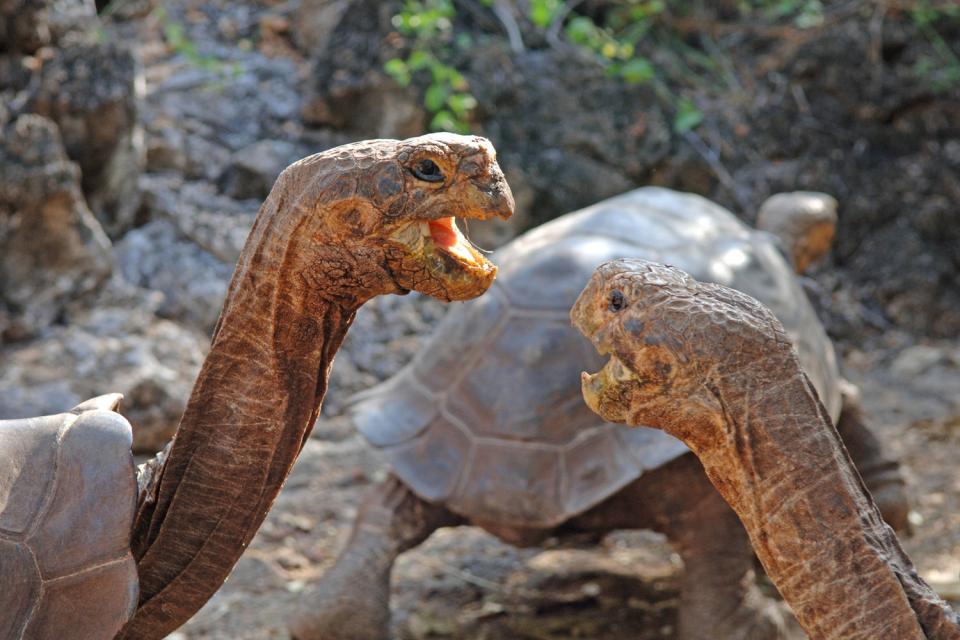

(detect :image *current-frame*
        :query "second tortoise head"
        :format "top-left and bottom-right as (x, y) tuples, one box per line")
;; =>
(571, 258), (794, 427)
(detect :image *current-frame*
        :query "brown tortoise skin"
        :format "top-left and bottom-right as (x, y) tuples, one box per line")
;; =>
(574, 259), (960, 640)
(0, 133), (511, 640)
(118, 133), (512, 638)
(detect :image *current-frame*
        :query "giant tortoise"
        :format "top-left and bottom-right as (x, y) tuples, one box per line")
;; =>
(0, 133), (514, 639)
(291, 187), (908, 640)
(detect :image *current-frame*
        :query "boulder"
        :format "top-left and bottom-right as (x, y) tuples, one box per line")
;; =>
(292, 0), (355, 53)
(467, 45), (670, 226)
(0, 298), (206, 453)
(218, 139), (307, 201)
(29, 39), (143, 235)
(299, 3), (670, 229)
(138, 174), (257, 263)
(114, 220), (234, 334)
(0, 0), (63, 53)
(0, 114), (112, 342)
(115, 175), (258, 333)
(389, 530), (681, 640)
(299, 0), (425, 138)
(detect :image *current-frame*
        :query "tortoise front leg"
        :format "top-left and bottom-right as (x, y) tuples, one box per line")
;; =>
(658, 462), (797, 640)
(291, 474), (462, 640)
(835, 380), (911, 533)
(569, 454), (798, 640)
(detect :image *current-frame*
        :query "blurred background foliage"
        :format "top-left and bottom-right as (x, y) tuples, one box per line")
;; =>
(378, 0), (960, 134)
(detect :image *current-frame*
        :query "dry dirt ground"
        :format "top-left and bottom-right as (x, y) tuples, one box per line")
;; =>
(172, 298), (960, 639)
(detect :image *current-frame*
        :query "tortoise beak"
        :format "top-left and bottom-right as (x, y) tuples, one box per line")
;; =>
(581, 370), (603, 415)
(470, 168), (514, 221)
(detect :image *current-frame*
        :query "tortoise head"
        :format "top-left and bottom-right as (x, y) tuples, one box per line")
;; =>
(380, 132), (514, 301)
(270, 132), (514, 303)
(756, 191), (838, 274)
(570, 258), (790, 431)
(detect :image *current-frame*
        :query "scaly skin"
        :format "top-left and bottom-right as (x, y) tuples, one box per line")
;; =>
(117, 133), (513, 639)
(572, 259), (960, 640)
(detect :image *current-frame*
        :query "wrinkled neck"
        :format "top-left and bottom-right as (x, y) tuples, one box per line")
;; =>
(119, 202), (376, 638)
(683, 359), (959, 640)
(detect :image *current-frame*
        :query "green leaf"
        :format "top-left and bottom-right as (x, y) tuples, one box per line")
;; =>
(430, 110), (466, 133)
(424, 83), (450, 112)
(407, 50), (431, 71)
(164, 21), (185, 47)
(384, 58), (411, 86)
(447, 93), (477, 118)
(673, 98), (703, 133)
(530, 0), (561, 29)
(448, 69), (468, 91)
(620, 57), (654, 84)
(565, 16), (597, 46)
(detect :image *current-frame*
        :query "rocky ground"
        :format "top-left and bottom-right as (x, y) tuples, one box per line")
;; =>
(1, 0), (959, 638)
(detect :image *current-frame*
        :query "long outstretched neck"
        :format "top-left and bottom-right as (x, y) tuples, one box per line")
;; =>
(686, 358), (960, 640)
(117, 201), (370, 638)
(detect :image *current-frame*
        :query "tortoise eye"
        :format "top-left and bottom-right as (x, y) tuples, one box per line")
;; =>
(411, 159), (444, 183)
(608, 290), (627, 312)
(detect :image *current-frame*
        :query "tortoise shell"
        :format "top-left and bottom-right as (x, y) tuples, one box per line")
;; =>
(352, 187), (840, 529)
(1, 395), (138, 639)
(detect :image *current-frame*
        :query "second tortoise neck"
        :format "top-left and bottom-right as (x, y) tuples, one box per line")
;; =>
(683, 357), (959, 639)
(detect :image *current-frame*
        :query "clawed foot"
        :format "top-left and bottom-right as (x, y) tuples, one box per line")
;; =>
(868, 478), (912, 536)
(289, 564), (391, 640)
(712, 599), (803, 640)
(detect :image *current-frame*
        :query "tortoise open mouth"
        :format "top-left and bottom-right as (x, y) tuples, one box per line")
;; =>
(389, 213), (497, 300)
(424, 216), (486, 265)
(571, 285), (635, 424)
(580, 354), (636, 423)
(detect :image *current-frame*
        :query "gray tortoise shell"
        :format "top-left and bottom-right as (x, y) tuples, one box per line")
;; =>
(0, 395), (137, 640)
(352, 187), (841, 529)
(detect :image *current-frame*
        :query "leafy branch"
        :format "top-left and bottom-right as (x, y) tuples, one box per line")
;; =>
(909, 1), (960, 93)
(384, 0), (478, 133)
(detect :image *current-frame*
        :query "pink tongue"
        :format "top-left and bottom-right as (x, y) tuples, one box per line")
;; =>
(429, 219), (457, 248)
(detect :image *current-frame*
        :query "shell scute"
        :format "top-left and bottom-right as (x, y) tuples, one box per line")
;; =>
(383, 417), (472, 503)
(447, 315), (589, 444)
(22, 555), (138, 640)
(498, 235), (645, 311)
(353, 375), (438, 448)
(28, 410), (136, 578)
(0, 538), (39, 639)
(411, 284), (509, 392)
(453, 441), (563, 527)
(0, 414), (60, 535)
(563, 425), (648, 518)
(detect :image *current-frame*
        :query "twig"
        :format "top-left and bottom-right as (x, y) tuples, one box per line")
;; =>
(868, 1), (888, 97)
(682, 129), (751, 214)
(491, 0), (525, 54)
(545, 0), (583, 47)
